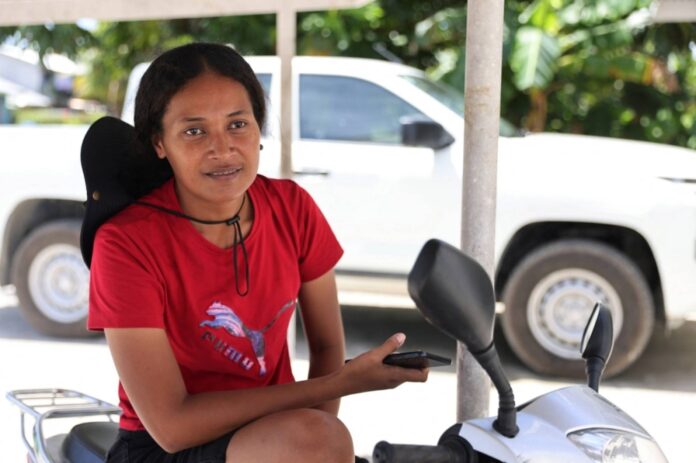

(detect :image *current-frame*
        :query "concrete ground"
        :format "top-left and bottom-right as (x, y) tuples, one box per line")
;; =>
(1, 289), (694, 462)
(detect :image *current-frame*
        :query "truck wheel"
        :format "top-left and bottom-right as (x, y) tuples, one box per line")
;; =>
(500, 239), (654, 378)
(10, 219), (94, 337)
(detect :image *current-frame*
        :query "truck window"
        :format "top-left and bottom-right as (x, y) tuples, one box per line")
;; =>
(256, 73), (271, 136)
(256, 73), (271, 97)
(299, 74), (431, 144)
(400, 75), (464, 117)
(400, 74), (520, 137)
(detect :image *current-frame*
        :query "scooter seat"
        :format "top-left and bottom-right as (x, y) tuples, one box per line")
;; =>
(62, 421), (119, 463)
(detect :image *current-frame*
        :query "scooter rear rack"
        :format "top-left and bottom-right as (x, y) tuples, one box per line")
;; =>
(7, 388), (121, 463)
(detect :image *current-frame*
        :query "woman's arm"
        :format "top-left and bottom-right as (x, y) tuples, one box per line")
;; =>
(298, 269), (345, 415)
(105, 326), (425, 453)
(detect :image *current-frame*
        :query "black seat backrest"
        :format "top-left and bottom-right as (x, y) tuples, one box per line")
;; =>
(62, 421), (119, 463)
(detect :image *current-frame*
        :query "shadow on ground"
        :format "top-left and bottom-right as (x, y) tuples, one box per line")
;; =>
(4, 285), (695, 394)
(0, 295), (105, 345)
(295, 306), (696, 394)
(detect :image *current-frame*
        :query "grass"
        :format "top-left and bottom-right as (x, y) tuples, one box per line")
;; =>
(13, 107), (107, 125)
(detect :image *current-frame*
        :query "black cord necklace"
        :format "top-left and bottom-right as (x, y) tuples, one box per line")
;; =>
(135, 194), (250, 296)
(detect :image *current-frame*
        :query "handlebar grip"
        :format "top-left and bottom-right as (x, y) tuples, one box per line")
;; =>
(373, 441), (468, 463)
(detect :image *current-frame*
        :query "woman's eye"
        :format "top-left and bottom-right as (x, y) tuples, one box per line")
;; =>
(184, 128), (204, 136)
(230, 121), (247, 129)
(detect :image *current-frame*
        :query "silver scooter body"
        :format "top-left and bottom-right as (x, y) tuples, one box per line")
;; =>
(457, 385), (662, 462)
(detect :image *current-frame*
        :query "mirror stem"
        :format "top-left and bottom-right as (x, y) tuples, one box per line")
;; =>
(585, 357), (605, 392)
(473, 344), (519, 438)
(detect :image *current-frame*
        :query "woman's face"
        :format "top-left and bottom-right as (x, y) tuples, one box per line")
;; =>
(153, 71), (261, 217)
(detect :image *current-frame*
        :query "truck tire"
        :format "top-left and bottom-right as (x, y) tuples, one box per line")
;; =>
(500, 239), (654, 378)
(10, 219), (95, 337)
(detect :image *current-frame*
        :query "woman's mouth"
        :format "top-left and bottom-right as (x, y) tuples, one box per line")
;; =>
(206, 167), (242, 178)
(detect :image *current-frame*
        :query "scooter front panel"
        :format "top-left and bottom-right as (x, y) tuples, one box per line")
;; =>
(456, 386), (652, 462)
(458, 414), (592, 462)
(520, 385), (649, 437)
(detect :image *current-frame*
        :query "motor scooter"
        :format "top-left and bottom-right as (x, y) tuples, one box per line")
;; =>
(372, 239), (668, 463)
(6, 388), (120, 463)
(8, 238), (668, 463)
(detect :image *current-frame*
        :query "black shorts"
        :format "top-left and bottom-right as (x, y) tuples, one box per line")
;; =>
(106, 428), (234, 463)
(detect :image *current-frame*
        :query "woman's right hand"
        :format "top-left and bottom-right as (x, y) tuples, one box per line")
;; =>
(339, 333), (429, 395)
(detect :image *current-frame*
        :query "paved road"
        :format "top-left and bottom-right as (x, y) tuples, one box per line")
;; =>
(2, 290), (694, 461)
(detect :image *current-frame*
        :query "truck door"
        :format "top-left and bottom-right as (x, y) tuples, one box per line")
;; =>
(293, 74), (459, 274)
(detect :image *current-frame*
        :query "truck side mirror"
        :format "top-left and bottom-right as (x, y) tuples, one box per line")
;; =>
(400, 116), (455, 150)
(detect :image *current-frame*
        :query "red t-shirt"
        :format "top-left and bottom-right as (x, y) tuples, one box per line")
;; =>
(88, 175), (343, 431)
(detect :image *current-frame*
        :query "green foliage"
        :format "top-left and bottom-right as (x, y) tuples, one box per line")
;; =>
(13, 107), (105, 124)
(0, 23), (95, 61)
(298, 0), (466, 69)
(510, 27), (561, 90)
(0, 1), (693, 148)
(504, 0), (695, 147)
(29, 15), (278, 113)
(77, 16), (277, 111)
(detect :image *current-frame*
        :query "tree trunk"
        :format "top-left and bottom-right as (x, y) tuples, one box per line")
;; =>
(525, 88), (547, 132)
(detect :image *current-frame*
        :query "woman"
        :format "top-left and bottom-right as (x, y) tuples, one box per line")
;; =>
(87, 42), (428, 463)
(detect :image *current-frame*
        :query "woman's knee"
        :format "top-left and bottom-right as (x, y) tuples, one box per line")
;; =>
(227, 408), (353, 462)
(287, 408), (353, 456)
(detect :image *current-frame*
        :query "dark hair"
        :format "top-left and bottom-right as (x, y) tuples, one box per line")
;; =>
(134, 42), (266, 150)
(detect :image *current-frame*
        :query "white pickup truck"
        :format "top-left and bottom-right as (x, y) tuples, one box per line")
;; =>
(2, 56), (696, 377)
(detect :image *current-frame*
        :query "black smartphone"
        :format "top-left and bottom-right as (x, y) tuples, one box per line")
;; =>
(382, 351), (452, 369)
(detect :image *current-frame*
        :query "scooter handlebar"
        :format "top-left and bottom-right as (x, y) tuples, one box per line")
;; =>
(372, 441), (470, 463)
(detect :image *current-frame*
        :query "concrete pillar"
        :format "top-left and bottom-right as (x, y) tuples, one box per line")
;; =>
(457, 0), (505, 421)
(277, 5), (295, 179)
(277, 6), (297, 355)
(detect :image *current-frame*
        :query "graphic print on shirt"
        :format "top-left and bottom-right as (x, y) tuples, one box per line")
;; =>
(199, 299), (296, 376)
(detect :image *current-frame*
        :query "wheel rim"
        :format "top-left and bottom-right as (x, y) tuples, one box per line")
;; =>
(28, 244), (89, 324)
(527, 268), (623, 360)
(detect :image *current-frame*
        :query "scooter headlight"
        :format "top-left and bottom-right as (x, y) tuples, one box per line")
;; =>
(568, 429), (668, 463)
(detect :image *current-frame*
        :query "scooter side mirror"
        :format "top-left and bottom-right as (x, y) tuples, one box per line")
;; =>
(408, 239), (519, 438)
(580, 302), (614, 392)
(408, 239), (495, 354)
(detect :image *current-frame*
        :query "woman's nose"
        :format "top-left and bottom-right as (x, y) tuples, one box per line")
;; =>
(207, 129), (234, 158)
